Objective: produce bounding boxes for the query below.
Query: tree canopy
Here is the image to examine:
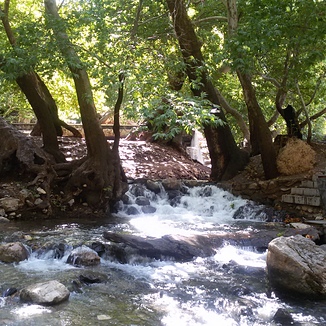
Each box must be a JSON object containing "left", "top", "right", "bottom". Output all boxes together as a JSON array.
[
  {"left": 0, "top": 0, "right": 324, "bottom": 141},
  {"left": 0, "top": 0, "right": 325, "bottom": 180}
]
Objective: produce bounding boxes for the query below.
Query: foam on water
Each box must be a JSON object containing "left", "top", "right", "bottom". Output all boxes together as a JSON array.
[
  {"left": 124, "top": 185, "right": 250, "bottom": 237},
  {"left": 214, "top": 245, "right": 267, "bottom": 268},
  {"left": 17, "top": 250, "right": 75, "bottom": 273},
  {"left": 11, "top": 304, "right": 52, "bottom": 318}
]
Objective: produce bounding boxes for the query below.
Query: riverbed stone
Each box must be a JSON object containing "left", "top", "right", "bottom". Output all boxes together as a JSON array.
[
  {"left": 141, "top": 205, "right": 156, "bottom": 214},
  {"left": 0, "top": 197, "right": 20, "bottom": 212},
  {"left": 126, "top": 206, "right": 140, "bottom": 215},
  {"left": 0, "top": 242, "right": 29, "bottom": 263},
  {"left": 267, "top": 235, "right": 326, "bottom": 298},
  {"left": 135, "top": 196, "right": 150, "bottom": 206},
  {"left": 146, "top": 180, "right": 161, "bottom": 194},
  {"left": 20, "top": 280, "right": 70, "bottom": 305},
  {"left": 0, "top": 216, "right": 9, "bottom": 223},
  {"left": 66, "top": 246, "right": 100, "bottom": 266},
  {"left": 162, "top": 178, "right": 182, "bottom": 191}
]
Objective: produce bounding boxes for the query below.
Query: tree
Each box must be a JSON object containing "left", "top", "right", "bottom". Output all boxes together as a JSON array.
[
  {"left": 0, "top": 0, "right": 81, "bottom": 163},
  {"left": 44, "top": 0, "right": 127, "bottom": 209},
  {"left": 223, "top": 0, "right": 278, "bottom": 179},
  {"left": 233, "top": 0, "right": 326, "bottom": 141},
  {"left": 165, "top": 0, "right": 248, "bottom": 181}
]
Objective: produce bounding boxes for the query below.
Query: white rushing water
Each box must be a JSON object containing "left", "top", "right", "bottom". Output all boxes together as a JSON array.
[
  {"left": 121, "top": 185, "right": 250, "bottom": 237},
  {"left": 0, "top": 184, "right": 325, "bottom": 325}
]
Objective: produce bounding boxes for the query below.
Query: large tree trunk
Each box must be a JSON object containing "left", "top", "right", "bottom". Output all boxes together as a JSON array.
[
  {"left": 225, "top": 0, "right": 278, "bottom": 179},
  {"left": 15, "top": 72, "right": 66, "bottom": 163},
  {"left": 166, "top": 0, "right": 248, "bottom": 181},
  {"left": 44, "top": 0, "right": 127, "bottom": 209},
  {"left": 237, "top": 73, "right": 278, "bottom": 179}
]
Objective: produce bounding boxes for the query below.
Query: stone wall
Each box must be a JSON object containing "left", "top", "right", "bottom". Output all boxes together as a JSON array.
[{"left": 221, "top": 175, "right": 324, "bottom": 219}]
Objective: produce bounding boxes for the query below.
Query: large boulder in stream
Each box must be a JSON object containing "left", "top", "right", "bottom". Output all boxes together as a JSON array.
[
  {"left": 267, "top": 235, "right": 326, "bottom": 299},
  {"left": 103, "top": 230, "right": 286, "bottom": 262},
  {"left": 20, "top": 280, "right": 70, "bottom": 305},
  {"left": 103, "top": 232, "right": 216, "bottom": 262},
  {"left": 0, "top": 242, "right": 29, "bottom": 263}
]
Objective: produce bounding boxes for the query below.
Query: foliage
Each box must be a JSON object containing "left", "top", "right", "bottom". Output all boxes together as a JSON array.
[
  {"left": 0, "top": 0, "right": 325, "bottom": 142},
  {"left": 142, "top": 93, "right": 223, "bottom": 140},
  {"left": 0, "top": 79, "right": 33, "bottom": 122}
]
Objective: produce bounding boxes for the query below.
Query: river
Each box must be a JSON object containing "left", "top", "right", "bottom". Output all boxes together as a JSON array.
[{"left": 0, "top": 184, "right": 325, "bottom": 325}]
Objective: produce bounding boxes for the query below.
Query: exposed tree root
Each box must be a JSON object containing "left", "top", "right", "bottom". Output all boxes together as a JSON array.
[{"left": 0, "top": 117, "right": 56, "bottom": 214}]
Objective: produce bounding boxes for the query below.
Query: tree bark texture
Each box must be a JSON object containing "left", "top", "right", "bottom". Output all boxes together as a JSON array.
[
  {"left": 166, "top": 0, "right": 248, "bottom": 181},
  {"left": 237, "top": 73, "right": 278, "bottom": 179},
  {"left": 15, "top": 73, "right": 66, "bottom": 163}
]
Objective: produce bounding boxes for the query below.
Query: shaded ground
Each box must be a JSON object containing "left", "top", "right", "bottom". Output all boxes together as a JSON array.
[
  {"left": 17, "top": 136, "right": 326, "bottom": 184},
  {"left": 56, "top": 137, "right": 211, "bottom": 180},
  {"left": 118, "top": 140, "right": 211, "bottom": 180}
]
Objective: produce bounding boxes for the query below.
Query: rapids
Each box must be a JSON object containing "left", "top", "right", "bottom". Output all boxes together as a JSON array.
[{"left": 0, "top": 184, "right": 325, "bottom": 325}]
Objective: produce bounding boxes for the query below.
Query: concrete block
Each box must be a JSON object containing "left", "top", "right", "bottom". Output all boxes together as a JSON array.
[
  {"left": 301, "top": 180, "right": 314, "bottom": 188},
  {"left": 303, "top": 188, "right": 320, "bottom": 196},
  {"left": 291, "top": 188, "right": 304, "bottom": 195},
  {"left": 293, "top": 195, "right": 305, "bottom": 205},
  {"left": 305, "top": 196, "right": 321, "bottom": 207},
  {"left": 282, "top": 194, "right": 294, "bottom": 203}
]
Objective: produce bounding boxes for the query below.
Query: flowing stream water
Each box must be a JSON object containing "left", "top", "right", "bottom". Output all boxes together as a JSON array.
[{"left": 0, "top": 184, "right": 325, "bottom": 325}]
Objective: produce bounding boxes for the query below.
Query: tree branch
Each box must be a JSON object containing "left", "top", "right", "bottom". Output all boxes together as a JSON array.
[
  {"left": 113, "top": 72, "right": 125, "bottom": 153},
  {"left": 305, "top": 70, "right": 326, "bottom": 106},
  {"left": 131, "top": 0, "right": 144, "bottom": 38},
  {"left": 300, "top": 107, "right": 326, "bottom": 128},
  {"left": 1, "top": 0, "right": 17, "bottom": 45},
  {"left": 295, "top": 81, "right": 312, "bottom": 143},
  {"left": 193, "top": 16, "right": 228, "bottom": 25}
]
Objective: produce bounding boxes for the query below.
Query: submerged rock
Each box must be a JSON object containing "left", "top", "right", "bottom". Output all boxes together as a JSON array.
[
  {"left": 267, "top": 235, "right": 326, "bottom": 299},
  {"left": 141, "top": 205, "right": 156, "bottom": 214},
  {"left": 0, "top": 216, "right": 9, "bottom": 223},
  {"left": 20, "top": 280, "right": 70, "bottom": 305},
  {"left": 2, "top": 287, "right": 18, "bottom": 297},
  {"left": 272, "top": 308, "right": 295, "bottom": 325},
  {"left": 0, "top": 242, "right": 29, "bottom": 263},
  {"left": 126, "top": 206, "right": 140, "bottom": 215},
  {"left": 78, "top": 271, "right": 108, "bottom": 285}
]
